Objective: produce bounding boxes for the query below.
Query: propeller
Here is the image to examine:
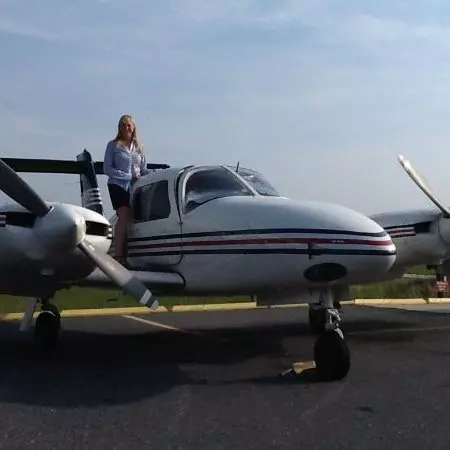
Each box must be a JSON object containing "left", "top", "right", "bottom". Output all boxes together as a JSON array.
[
  {"left": 398, "top": 155, "right": 450, "bottom": 218},
  {"left": 0, "top": 158, "right": 158, "bottom": 310},
  {"left": 77, "top": 240, "right": 156, "bottom": 307},
  {"left": 398, "top": 154, "right": 450, "bottom": 283},
  {"left": 0, "top": 158, "right": 51, "bottom": 217}
]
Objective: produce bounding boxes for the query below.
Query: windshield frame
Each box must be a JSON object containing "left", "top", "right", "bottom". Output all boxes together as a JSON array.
[{"left": 228, "top": 166, "right": 281, "bottom": 197}]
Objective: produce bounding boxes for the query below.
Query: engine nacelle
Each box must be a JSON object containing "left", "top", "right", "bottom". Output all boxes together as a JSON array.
[
  {"left": 25, "top": 204, "right": 86, "bottom": 260},
  {"left": 437, "top": 216, "right": 450, "bottom": 248}
]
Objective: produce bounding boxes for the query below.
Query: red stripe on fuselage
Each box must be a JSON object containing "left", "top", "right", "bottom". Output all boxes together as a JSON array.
[{"left": 128, "top": 236, "right": 393, "bottom": 250}]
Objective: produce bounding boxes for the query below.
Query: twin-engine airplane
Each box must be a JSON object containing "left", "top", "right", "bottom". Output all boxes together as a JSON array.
[
  {"left": 0, "top": 149, "right": 447, "bottom": 381},
  {"left": 0, "top": 151, "right": 399, "bottom": 382}
]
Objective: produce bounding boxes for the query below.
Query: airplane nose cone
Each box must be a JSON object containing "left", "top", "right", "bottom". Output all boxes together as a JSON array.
[{"left": 300, "top": 202, "right": 397, "bottom": 284}]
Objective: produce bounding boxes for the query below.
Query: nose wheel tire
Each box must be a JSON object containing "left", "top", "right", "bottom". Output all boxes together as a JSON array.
[
  {"left": 34, "top": 309, "right": 61, "bottom": 350},
  {"left": 314, "top": 329, "right": 350, "bottom": 381}
]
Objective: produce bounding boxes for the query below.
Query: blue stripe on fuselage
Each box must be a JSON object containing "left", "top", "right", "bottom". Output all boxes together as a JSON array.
[{"left": 127, "top": 227, "right": 388, "bottom": 243}]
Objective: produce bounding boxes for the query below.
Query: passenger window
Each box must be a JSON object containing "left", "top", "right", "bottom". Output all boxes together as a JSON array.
[
  {"left": 132, "top": 188, "right": 145, "bottom": 222},
  {"left": 132, "top": 181, "right": 171, "bottom": 222},
  {"left": 147, "top": 181, "right": 171, "bottom": 221}
]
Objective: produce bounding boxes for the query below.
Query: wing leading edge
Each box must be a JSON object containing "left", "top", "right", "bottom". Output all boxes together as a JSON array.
[{"left": 2, "top": 155, "right": 169, "bottom": 174}]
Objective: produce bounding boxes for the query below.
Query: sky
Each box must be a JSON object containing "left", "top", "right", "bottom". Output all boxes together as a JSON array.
[{"left": 1, "top": 0, "right": 450, "bottom": 218}]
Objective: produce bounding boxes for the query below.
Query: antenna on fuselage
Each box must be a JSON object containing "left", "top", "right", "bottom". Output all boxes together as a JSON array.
[{"left": 235, "top": 161, "right": 240, "bottom": 172}]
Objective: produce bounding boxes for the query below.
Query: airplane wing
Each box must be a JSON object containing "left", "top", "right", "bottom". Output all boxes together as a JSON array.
[
  {"left": 2, "top": 156, "right": 169, "bottom": 174},
  {"left": 402, "top": 273, "right": 437, "bottom": 280},
  {"left": 71, "top": 268, "right": 185, "bottom": 294}
]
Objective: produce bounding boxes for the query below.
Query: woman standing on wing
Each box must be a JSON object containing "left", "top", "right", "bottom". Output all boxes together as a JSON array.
[{"left": 103, "top": 114, "right": 149, "bottom": 264}]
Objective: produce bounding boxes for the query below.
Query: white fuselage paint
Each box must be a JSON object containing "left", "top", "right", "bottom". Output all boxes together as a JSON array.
[
  {"left": 125, "top": 195, "right": 396, "bottom": 295},
  {"left": 102, "top": 166, "right": 397, "bottom": 297}
]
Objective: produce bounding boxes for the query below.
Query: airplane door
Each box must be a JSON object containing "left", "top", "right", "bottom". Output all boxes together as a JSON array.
[{"left": 127, "top": 179, "right": 182, "bottom": 267}]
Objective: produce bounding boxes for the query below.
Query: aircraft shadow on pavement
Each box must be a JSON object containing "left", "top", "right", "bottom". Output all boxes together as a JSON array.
[
  {"left": 0, "top": 316, "right": 429, "bottom": 409},
  {"left": 0, "top": 320, "right": 301, "bottom": 409}
]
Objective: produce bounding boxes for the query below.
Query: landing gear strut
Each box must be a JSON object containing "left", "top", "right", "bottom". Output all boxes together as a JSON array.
[
  {"left": 310, "top": 290, "right": 350, "bottom": 381},
  {"left": 309, "top": 299, "right": 342, "bottom": 334}
]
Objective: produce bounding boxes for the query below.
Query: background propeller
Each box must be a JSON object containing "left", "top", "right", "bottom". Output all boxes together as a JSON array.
[
  {"left": 398, "top": 154, "right": 450, "bottom": 295},
  {"left": 398, "top": 154, "right": 450, "bottom": 218},
  {"left": 0, "top": 158, "right": 158, "bottom": 310}
]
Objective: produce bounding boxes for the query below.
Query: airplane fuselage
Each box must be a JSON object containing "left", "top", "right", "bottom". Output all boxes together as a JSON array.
[
  {"left": 123, "top": 196, "right": 396, "bottom": 295},
  {"left": 92, "top": 165, "right": 398, "bottom": 298}
]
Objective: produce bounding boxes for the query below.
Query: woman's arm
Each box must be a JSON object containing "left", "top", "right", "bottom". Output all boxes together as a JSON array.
[
  {"left": 140, "top": 151, "right": 150, "bottom": 176},
  {"left": 103, "top": 141, "right": 132, "bottom": 181}
]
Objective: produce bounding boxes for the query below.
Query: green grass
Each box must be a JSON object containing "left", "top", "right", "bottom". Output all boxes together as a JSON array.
[
  {"left": 0, "top": 287, "right": 251, "bottom": 314},
  {"left": 0, "top": 265, "right": 442, "bottom": 314},
  {"left": 352, "top": 265, "right": 444, "bottom": 299}
]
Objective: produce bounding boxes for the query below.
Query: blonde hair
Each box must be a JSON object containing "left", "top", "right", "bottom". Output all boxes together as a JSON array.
[{"left": 114, "top": 114, "right": 144, "bottom": 154}]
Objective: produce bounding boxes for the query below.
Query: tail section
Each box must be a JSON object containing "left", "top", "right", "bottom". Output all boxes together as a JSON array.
[{"left": 76, "top": 150, "right": 104, "bottom": 215}]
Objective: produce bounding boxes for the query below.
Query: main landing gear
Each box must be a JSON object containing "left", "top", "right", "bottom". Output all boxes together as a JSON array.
[
  {"left": 20, "top": 297, "right": 61, "bottom": 349},
  {"left": 309, "top": 290, "right": 350, "bottom": 381}
]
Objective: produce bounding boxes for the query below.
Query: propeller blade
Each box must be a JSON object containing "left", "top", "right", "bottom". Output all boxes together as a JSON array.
[
  {"left": 398, "top": 155, "right": 450, "bottom": 218},
  {"left": 0, "top": 158, "right": 50, "bottom": 217},
  {"left": 77, "top": 239, "right": 158, "bottom": 310}
]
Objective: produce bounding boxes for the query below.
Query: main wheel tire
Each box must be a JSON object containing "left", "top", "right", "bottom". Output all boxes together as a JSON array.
[
  {"left": 309, "top": 308, "right": 326, "bottom": 334},
  {"left": 314, "top": 330, "right": 350, "bottom": 381},
  {"left": 42, "top": 303, "right": 61, "bottom": 319},
  {"left": 35, "top": 311, "right": 60, "bottom": 350}
]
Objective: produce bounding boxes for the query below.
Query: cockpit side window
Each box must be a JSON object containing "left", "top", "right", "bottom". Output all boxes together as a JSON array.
[
  {"left": 184, "top": 167, "right": 253, "bottom": 213},
  {"left": 132, "top": 181, "right": 171, "bottom": 223}
]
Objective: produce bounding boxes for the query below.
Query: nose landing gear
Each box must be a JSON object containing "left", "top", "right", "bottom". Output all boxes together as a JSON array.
[{"left": 310, "top": 290, "right": 350, "bottom": 381}]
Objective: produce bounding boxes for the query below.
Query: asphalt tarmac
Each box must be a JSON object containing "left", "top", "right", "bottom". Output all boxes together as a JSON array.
[{"left": 1, "top": 304, "right": 450, "bottom": 449}]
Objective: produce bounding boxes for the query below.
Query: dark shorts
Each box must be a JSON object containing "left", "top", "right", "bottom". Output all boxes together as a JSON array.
[{"left": 108, "top": 183, "right": 130, "bottom": 210}]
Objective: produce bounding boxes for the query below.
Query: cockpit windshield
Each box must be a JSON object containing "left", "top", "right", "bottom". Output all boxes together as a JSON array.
[
  {"left": 184, "top": 167, "right": 253, "bottom": 212},
  {"left": 234, "top": 167, "right": 281, "bottom": 197}
]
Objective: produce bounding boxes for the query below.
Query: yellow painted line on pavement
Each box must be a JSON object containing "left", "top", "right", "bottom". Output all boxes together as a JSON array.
[
  {"left": 0, "top": 307, "right": 151, "bottom": 321},
  {"left": 0, "top": 302, "right": 305, "bottom": 321},
  {"left": 0, "top": 298, "right": 450, "bottom": 322},
  {"left": 354, "top": 298, "right": 450, "bottom": 306}
]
